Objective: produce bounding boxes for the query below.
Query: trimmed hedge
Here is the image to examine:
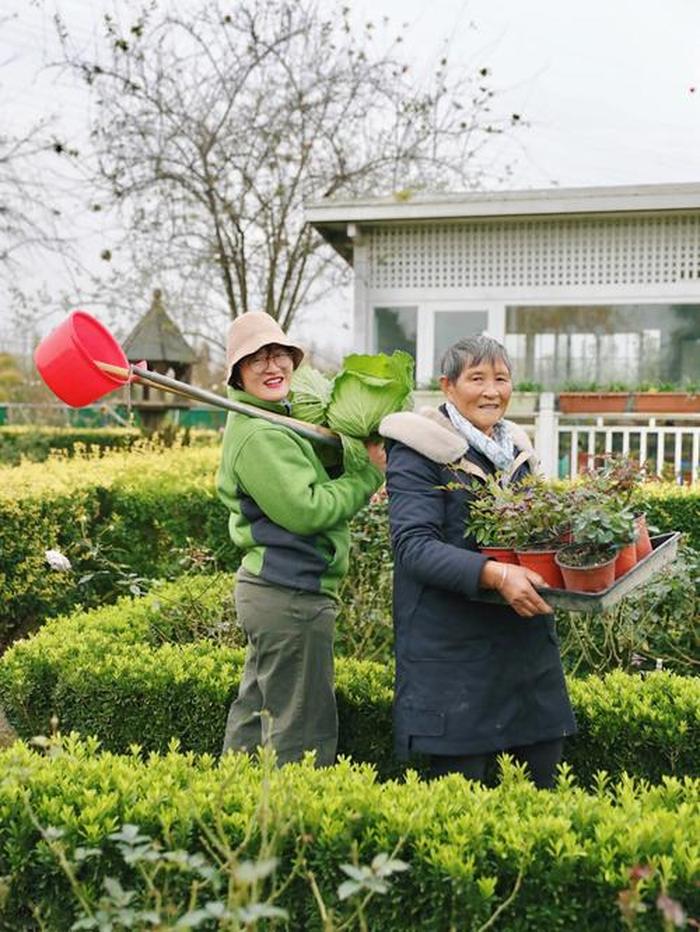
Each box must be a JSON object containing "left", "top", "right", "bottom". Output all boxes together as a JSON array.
[
  {"left": 0, "top": 425, "right": 143, "bottom": 464},
  {"left": 1, "top": 441, "right": 697, "bottom": 650},
  {"left": 642, "top": 481, "right": 700, "bottom": 549},
  {"left": 0, "top": 738, "right": 698, "bottom": 930},
  {"left": 0, "top": 446, "right": 231, "bottom": 646},
  {"left": 1, "top": 577, "right": 698, "bottom": 784},
  {"left": 0, "top": 425, "right": 221, "bottom": 465}
]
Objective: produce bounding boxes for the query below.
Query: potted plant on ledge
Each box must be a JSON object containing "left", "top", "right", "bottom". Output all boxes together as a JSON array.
[
  {"left": 632, "top": 380, "right": 700, "bottom": 414},
  {"left": 557, "top": 381, "right": 633, "bottom": 414}
]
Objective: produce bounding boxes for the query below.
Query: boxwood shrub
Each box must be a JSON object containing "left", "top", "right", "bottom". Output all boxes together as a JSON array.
[
  {"left": 0, "top": 446, "right": 231, "bottom": 647},
  {"left": 0, "top": 577, "right": 697, "bottom": 784},
  {"left": 0, "top": 425, "right": 221, "bottom": 465},
  {"left": 0, "top": 738, "right": 698, "bottom": 930},
  {"left": 1, "top": 442, "right": 696, "bottom": 654}
]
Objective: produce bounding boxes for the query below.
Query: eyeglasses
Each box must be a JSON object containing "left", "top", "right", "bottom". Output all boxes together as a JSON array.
[{"left": 244, "top": 349, "right": 295, "bottom": 373}]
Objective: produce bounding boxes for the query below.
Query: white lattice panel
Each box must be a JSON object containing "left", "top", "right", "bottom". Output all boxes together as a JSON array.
[{"left": 368, "top": 214, "right": 700, "bottom": 289}]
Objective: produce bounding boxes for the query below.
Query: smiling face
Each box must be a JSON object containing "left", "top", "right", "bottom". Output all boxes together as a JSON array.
[
  {"left": 239, "top": 343, "right": 295, "bottom": 402},
  {"left": 440, "top": 358, "right": 513, "bottom": 435}
]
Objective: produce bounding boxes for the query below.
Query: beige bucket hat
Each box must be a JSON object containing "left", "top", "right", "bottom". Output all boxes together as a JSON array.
[{"left": 225, "top": 311, "right": 304, "bottom": 379}]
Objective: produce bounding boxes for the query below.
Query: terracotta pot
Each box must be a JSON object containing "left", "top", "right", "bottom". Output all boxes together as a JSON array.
[
  {"left": 633, "top": 392, "right": 700, "bottom": 414},
  {"left": 634, "top": 514, "right": 653, "bottom": 560},
  {"left": 614, "top": 542, "right": 637, "bottom": 579},
  {"left": 515, "top": 548, "right": 565, "bottom": 588},
  {"left": 480, "top": 546, "right": 520, "bottom": 565},
  {"left": 554, "top": 550, "right": 617, "bottom": 593},
  {"left": 558, "top": 392, "right": 631, "bottom": 414}
]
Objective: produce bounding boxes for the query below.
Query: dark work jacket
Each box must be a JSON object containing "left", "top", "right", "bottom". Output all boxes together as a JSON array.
[{"left": 384, "top": 415, "right": 577, "bottom": 759}]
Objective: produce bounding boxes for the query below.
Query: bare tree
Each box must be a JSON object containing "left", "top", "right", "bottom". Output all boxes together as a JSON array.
[
  {"left": 57, "top": 0, "right": 525, "bottom": 337},
  {"left": 0, "top": 9, "right": 77, "bottom": 288},
  {"left": 0, "top": 116, "right": 67, "bottom": 269}
]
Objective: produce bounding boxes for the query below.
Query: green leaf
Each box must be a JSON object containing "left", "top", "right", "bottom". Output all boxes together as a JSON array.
[{"left": 327, "top": 351, "right": 414, "bottom": 442}]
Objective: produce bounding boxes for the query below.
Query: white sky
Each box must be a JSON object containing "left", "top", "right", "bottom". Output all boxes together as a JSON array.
[{"left": 2, "top": 0, "right": 700, "bottom": 354}]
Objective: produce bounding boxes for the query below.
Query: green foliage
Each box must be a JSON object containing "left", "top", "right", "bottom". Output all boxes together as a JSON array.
[
  {"left": 641, "top": 483, "right": 700, "bottom": 548},
  {"left": 555, "top": 544, "right": 699, "bottom": 677},
  {"left": 1, "top": 442, "right": 696, "bottom": 661},
  {"left": 290, "top": 366, "right": 333, "bottom": 425},
  {"left": 0, "top": 738, "right": 698, "bottom": 930},
  {"left": 327, "top": 351, "right": 414, "bottom": 472},
  {"left": 0, "top": 446, "right": 233, "bottom": 647},
  {"left": 0, "top": 577, "right": 698, "bottom": 785},
  {"left": 335, "top": 493, "right": 394, "bottom": 662},
  {"left": 487, "top": 474, "right": 571, "bottom": 549},
  {"left": 0, "top": 425, "right": 220, "bottom": 466},
  {"left": 559, "top": 503, "right": 637, "bottom": 567}
]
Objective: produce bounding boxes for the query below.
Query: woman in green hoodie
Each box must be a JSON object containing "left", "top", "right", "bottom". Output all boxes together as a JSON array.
[{"left": 218, "top": 312, "right": 385, "bottom": 766}]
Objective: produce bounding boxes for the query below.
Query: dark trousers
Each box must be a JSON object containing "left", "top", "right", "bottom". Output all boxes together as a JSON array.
[
  {"left": 428, "top": 737, "right": 564, "bottom": 789},
  {"left": 222, "top": 568, "right": 338, "bottom": 767}
]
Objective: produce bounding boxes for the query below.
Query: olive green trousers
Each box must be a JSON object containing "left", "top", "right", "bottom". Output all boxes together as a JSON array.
[{"left": 222, "top": 568, "right": 338, "bottom": 767}]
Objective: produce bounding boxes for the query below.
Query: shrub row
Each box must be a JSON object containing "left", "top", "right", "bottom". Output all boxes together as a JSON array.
[
  {"left": 1, "top": 576, "right": 698, "bottom": 784},
  {"left": 0, "top": 737, "right": 698, "bottom": 930},
  {"left": 0, "top": 446, "right": 231, "bottom": 646},
  {"left": 0, "top": 425, "right": 143, "bottom": 464},
  {"left": 641, "top": 481, "right": 700, "bottom": 549},
  {"left": 1, "top": 440, "right": 697, "bottom": 650},
  {"left": 0, "top": 424, "right": 221, "bottom": 466}
]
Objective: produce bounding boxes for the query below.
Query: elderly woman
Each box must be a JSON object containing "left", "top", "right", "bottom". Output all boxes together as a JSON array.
[
  {"left": 380, "top": 335, "right": 576, "bottom": 786},
  {"left": 218, "top": 312, "right": 386, "bottom": 766}
]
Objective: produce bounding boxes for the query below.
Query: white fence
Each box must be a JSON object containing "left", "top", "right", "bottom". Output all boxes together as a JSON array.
[{"left": 534, "top": 393, "right": 700, "bottom": 483}]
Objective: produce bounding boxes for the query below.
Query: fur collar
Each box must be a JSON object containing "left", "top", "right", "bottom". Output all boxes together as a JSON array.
[{"left": 379, "top": 405, "right": 540, "bottom": 479}]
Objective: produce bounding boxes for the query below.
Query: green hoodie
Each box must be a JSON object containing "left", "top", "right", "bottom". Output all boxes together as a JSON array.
[{"left": 217, "top": 389, "right": 383, "bottom": 597}]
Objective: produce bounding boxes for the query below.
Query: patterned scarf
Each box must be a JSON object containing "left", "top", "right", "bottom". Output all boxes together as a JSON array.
[{"left": 445, "top": 401, "right": 515, "bottom": 472}]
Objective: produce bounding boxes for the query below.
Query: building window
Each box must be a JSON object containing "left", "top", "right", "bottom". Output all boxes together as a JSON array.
[
  {"left": 505, "top": 304, "right": 700, "bottom": 389},
  {"left": 373, "top": 306, "right": 417, "bottom": 360},
  {"left": 433, "top": 311, "right": 489, "bottom": 375}
]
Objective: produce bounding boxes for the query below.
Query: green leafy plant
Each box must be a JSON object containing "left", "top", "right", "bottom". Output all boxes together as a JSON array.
[
  {"left": 2, "top": 575, "right": 699, "bottom": 784},
  {"left": 326, "top": 351, "right": 414, "bottom": 472},
  {"left": 557, "top": 502, "right": 637, "bottom": 568},
  {"left": 463, "top": 475, "right": 525, "bottom": 548},
  {"left": 290, "top": 366, "right": 333, "bottom": 425},
  {"left": 508, "top": 476, "right": 573, "bottom": 549},
  {"left": 1, "top": 736, "right": 699, "bottom": 930},
  {"left": 579, "top": 454, "right": 649, "bottom": 511},
  {"left": 513, "top": 379, "right": 542, "bottom": 392}
]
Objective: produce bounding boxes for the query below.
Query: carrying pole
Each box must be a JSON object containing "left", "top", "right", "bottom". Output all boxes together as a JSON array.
[{"left": 95, "top": 361, "right": 342, "bottom": 448}]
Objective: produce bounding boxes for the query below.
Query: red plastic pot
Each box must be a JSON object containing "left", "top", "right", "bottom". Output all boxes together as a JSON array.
[
  {"left": 34, "top": 310, "right": 129, "bottom": 407},
  {"left": 614, "top": 542, "right": 637, "bottom": 579},
  {"left": 554, "top": 550, "right": 617, "bottom": 593},
  {"left": 635, "top": 514, "right": 653, "bottom": 560},
  {"left": 480, "top": 546, "right": 520, "bottom": 565},
  {"left": 515, "top": 548, "right": 565, "bottom": 588}
]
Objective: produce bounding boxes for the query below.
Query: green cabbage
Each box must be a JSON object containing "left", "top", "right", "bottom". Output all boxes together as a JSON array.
[
  {"left": 327, "top": 351, "right": 414, "bottom": 471},
  {"left": 289, "top": 352, "right": 414, "bottom": 473},
  {"left": 290, "top": 366, "right": 333, "bottom": 425}
]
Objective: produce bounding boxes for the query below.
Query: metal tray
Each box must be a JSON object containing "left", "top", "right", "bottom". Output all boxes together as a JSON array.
[{"left": 478, "top": 532, "right": 681, "bottom": 614}]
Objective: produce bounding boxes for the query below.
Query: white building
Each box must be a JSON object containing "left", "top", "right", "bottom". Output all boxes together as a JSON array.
[{"left": 306, "top": 182, "right": 700, "bottom": 390}]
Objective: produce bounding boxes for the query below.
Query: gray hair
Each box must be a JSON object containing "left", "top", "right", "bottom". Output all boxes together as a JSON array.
[{"left": 440, "top": 335, "right": 512, "bottom": 382}]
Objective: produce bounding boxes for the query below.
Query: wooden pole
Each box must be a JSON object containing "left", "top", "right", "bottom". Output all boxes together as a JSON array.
[{"left": 95, "top": 360, "right": 341, "bottom": 448}]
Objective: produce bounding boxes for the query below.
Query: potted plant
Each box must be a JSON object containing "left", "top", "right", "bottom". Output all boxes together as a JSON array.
[
  {"left": 632, "top": 380, "right": 700, "bottom": 414},
  {"left": 510, "top": 477, "right": 573, "bottom": 587},
  {"left": 558, "top": 381, "right": 633, "bottom": 415},
  {"left": 507, "top": 380, "right": 542, "bottom": 418},
  {"left": 465, "top": 476, "right": 522, "bottom": 564},
  {"left": 578, "top": 454, "right": 652, "bottom": 562},
  {"left": 555, "top": 503, "right": 637, "bottom": 592}
]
